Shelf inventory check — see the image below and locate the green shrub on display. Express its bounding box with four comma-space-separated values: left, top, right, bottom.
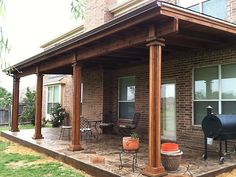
50, 104, 69, 127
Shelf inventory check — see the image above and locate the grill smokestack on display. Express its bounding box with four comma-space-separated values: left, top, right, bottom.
206, 105, 212, 115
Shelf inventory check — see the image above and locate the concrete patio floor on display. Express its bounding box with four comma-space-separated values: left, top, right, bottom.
1, 127, 236, 177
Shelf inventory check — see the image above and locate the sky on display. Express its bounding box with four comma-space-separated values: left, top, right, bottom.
0, 0, 81, 92
0, 0, 198, 92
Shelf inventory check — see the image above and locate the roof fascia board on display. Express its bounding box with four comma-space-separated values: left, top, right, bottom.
159, 1, 236, 33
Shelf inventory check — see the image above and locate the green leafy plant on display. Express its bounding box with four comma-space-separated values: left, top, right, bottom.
71, 0, 85, 19
0, 86, 11, 108
130, 132, 139, 139
50, 104, 69, 127
20, 87, 36, 125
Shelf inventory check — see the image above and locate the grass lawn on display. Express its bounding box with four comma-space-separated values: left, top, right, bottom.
0, 123, 53, 131
0, 137, 85, 177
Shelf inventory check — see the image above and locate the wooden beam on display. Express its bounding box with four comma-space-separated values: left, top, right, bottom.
38, 53, 74, 73
143, 26, 167, 177
160, 5, 236, 34
165, 35, 206, 48
14, 66, 36, 78
157, 18, 179, 37
76, 29, 148, 61
178, 28, 225, 44
11, 76, 20, 132
69, 63, 83, 151
33, 73, 44, 139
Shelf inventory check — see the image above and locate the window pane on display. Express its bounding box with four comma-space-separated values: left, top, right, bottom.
222, 101, 236, 115
194, 66, 218, 99
194, 101, 218, 125
47, 87, 53, 102
203, 0, 227, 20
119, 77, 135, 101
119, 102, 135, 119
161, 83, 176, 140
178, 0, 203, 7
47, 85, 60, 114
222, 64, 236, 99
53, 85, 59, 102
189, 4, 200, 12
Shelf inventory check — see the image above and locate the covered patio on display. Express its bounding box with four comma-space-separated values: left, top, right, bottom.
8, 1, 236, 177
2, 128, 236, 177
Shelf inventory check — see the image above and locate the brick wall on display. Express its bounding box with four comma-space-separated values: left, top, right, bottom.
84, 0, 117, 31
162, 43, 236, 151
227, 0, 236, 23
82, 67, 104, 120
111, 65, 149, 131
62, 75, 73, 120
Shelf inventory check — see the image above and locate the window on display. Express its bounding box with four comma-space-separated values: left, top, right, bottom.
118, 76, 135, 119
178, 0, 227, 20
161, 83, 176, 140
193, 64, 236, 125
47, 85, 60, 115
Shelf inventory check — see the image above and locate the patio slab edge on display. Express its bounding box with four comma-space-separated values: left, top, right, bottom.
196, 163, 236, 177
0, 131, 120, 177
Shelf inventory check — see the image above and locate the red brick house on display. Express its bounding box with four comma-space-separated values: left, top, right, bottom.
9, 0, 236, 176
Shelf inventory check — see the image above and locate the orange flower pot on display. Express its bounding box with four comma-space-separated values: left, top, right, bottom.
161, 143, 179, 152
123, 137, 140, 151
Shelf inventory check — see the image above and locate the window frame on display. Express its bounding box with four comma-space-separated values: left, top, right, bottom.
192, 64, 236, 126
46, 84, 62, 119
178, 0, 227, 20
118, 76, 135, 120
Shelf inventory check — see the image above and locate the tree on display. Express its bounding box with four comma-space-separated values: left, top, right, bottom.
0, 86, 11, 108
0, 0, 10, 70
20, 87, 36, 124
71, 0, 85, 20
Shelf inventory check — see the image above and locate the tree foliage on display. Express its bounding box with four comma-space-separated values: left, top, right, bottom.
0, 86, 11, 108
20, 87, 36, 124
0, 0, 10, 70
71, 0, 85, 20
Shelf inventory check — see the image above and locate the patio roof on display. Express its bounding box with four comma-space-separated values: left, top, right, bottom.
10, 0, 236, 77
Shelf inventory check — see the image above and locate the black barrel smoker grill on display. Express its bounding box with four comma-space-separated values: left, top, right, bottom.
202, 106, 236, 163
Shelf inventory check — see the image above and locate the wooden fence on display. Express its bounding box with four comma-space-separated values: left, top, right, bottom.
0, 108, 10, 125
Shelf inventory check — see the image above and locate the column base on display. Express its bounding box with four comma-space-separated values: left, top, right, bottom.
142, 165, 167, 177
68, 144, 84, 151
10, 128, 19, 132
32, 134, 44, 139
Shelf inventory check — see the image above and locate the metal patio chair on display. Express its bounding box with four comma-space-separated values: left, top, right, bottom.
59, 117, 72, 140
118, 113, 141, 136
80, 116, 92, 140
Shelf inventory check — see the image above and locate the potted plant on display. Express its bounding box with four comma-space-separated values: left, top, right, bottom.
122, 132, 140, 151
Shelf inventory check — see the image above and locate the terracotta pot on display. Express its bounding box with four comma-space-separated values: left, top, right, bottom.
122, 137, 140, 151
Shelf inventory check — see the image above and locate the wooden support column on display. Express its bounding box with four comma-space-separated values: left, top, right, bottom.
11, 76, 20, 132
143, 26, 167, 177
33, 73, 44, 139
68, 63, 83, 151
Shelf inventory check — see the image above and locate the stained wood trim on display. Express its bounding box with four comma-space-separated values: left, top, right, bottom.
69, 63, 83, 151
11, 77, 20, 132
160, 5, 236, 34
33, 73, 44, 139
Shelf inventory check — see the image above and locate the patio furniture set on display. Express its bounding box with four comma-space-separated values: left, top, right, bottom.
59, 112, 141, 172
